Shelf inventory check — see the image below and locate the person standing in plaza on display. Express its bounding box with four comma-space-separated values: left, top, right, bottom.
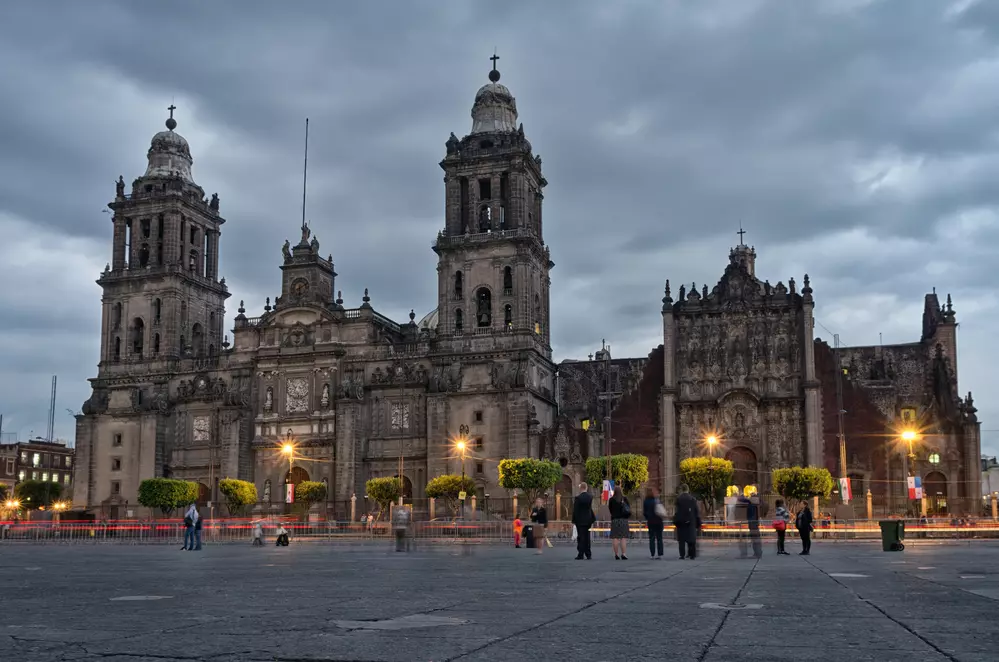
572, 483, 596, 560
673, 484, 700, 560
608, 486, 631, 560
796, 502, 814, 555
530, 497, 548, 555
181, 502, 198, 551
192, 509, 203, 551
773, 499, 791, 555
643, 487, 665, 559
392, 503, 411, 552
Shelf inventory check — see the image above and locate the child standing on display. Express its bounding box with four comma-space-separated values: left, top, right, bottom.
513, 516, 523, 548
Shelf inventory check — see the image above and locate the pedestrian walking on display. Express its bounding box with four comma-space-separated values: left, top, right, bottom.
773, 500, 790, 555
252, 521, 264, 546
608, 486, 631, 560
571, 483, 596, 560
275, 524, 290, 546
643, 487, 665, 559
673, 484, 701, 560
193, 510, 203, 550
392, 504, 412, 552
796, 502, 814, 555
529, 497, 548, 555
181, 502, 198, 551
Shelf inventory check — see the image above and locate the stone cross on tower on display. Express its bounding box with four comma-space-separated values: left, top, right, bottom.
737, 225, 747, 245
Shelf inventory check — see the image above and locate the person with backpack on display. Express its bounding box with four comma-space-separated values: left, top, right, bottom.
773, 499, 791, 555
796, 502, 814, 555
608, 486, 631, 560
673, 484, 701, 560
181, 502, 198, 551
642, 487, 665, 559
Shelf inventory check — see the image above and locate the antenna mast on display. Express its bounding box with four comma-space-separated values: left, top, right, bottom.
302, 118, 309, 229
47, 375, 57, 442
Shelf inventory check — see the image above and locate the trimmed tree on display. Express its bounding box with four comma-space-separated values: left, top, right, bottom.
585, 454, 650, 496
14, 480, 62, 510
365, 477, 401, 518
295, 481, 328, 511
772, 466, 835, 510
425, 474, 478, 517
137, 478, 199, 517
218, 478, 257, 517
497, 458, 562, 508
679, 457, 734, 510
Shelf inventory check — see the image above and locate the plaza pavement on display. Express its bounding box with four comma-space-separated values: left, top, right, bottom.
2, 538, 998, 661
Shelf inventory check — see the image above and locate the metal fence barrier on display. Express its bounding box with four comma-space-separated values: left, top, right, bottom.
1, 517, 998, 545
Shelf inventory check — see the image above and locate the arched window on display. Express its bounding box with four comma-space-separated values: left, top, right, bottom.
113, 337, 121, 361
153, 298, 161, 324
192, 323, 204, 356
453, 271, 463, 298
208, 344, 215, 356
112, 302, 122, 330
504, 304, 513, 329
138, 243, 150, 267
476, 288, 492, 327
153, 333, 160, 355
503, 267, 513, 295
132, 318, 144, 355
454, 309, 463, 333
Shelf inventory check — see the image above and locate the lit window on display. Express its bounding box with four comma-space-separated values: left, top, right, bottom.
65, 456, 72, 468
534, 322, 541, 334
42, 472, 49, 482
63, 474, 71, 485
32, 471, 39, 480
32, 453, 40, 467
581, 419, 590, 431
928, 453, 940, 465
18, 470, 25, 481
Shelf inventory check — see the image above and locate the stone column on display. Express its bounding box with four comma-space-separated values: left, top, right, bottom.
429, 497, 435, 520
801, 303, 822, 466
661, 300, 678, 494
866, 489, 873, 520
350, 494, 356, 522
555, 493, 561, 520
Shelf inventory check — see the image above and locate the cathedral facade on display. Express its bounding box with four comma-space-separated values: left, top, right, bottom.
72, 63, 558, 516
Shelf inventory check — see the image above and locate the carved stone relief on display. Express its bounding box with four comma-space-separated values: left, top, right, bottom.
286, 377, 309, 413
193, 415, 210, 442
391, 403, 411, 431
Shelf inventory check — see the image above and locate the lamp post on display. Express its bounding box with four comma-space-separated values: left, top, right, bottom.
281, 435, 295, 507
900, 429, 918, 512
456, 428, 468, 519
707, 435, 718, 518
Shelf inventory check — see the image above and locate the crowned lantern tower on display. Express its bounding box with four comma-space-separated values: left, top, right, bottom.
426, 55, 557, 478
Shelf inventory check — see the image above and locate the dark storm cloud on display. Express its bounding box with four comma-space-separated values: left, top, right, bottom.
0, 0, 996, 452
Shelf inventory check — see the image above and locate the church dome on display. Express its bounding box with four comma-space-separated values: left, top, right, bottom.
470, 67, 518, 135
144, 110, 194, 182
418, 308, 439, 330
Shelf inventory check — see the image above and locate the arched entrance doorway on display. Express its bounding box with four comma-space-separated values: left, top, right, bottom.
394, 475, 413, 500
197, 482, 210, 505
285, 466, 309, 486
725, 446, 759, 491
924, 471, 948, 514
556, 474, 574, 520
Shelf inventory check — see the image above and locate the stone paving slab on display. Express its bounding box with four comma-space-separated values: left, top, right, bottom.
2, 541, 999, 660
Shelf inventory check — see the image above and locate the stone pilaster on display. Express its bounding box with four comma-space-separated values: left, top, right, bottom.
661, 298, 677, 494
802, 304, 822, 466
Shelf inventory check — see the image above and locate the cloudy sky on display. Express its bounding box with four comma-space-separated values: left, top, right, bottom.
0, 0, 995, 455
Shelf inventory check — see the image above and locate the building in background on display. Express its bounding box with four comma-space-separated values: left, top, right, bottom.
72, 58, 558, 517
983, 456, 999, 497
559, 245, 982, 515
0, 438, 75, 498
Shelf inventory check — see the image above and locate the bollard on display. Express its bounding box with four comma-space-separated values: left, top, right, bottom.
470, 495, 477, 516
992, 492, 997, 521
555, 493, 561, 520
350, 494, 357, 522
429, 497, 436, 520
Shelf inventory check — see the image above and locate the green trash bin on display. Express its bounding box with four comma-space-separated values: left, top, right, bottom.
878, 520, 905, 551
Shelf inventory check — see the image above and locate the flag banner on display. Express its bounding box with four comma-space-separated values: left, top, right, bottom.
839, 477, 852, 502
602, 480, 614, 502
285, 483, 295, 504
907, 476, 922, 500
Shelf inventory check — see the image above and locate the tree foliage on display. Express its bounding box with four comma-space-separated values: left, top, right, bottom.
679, 456, 734, 505
772, 466, 835, 508
585, 454, 650, 496
13, 480, 62, 510
497, 458, 562, 506
137, 478, 199, 516
365, 477, 401, 515
425, 474, 478, 517
295, 481, 328, 509
218, 478, 257, 516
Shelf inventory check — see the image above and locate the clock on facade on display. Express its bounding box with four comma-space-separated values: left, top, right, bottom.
291, 278, 309, 298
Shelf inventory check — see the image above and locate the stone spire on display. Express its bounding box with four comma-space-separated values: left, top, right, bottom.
144, 104, 194, 182
470, 53, 519, 135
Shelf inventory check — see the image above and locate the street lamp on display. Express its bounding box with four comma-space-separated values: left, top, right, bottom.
706, 435, 718, 517
900, 429, 919, 512
455, 431, 469, 520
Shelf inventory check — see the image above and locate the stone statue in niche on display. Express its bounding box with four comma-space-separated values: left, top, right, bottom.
321, 384, 330, 408
264, 387, 273, 412
263, 480, 271, 502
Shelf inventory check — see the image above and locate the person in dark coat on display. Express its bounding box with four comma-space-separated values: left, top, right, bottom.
642, 487, 665, 559
673, 484, 701, 560
571, 482, 596, 560
736, 494, 763, 559
796, 502, 814, 555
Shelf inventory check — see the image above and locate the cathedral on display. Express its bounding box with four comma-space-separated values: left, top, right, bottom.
557, 242, 983, 515
72, 61, 559, 517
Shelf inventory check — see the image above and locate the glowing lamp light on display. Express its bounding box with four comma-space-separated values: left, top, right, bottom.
901, 430, 917, 442
706, 435, 718, 447
281, 443, 294, 456
456, 440, 466, 452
